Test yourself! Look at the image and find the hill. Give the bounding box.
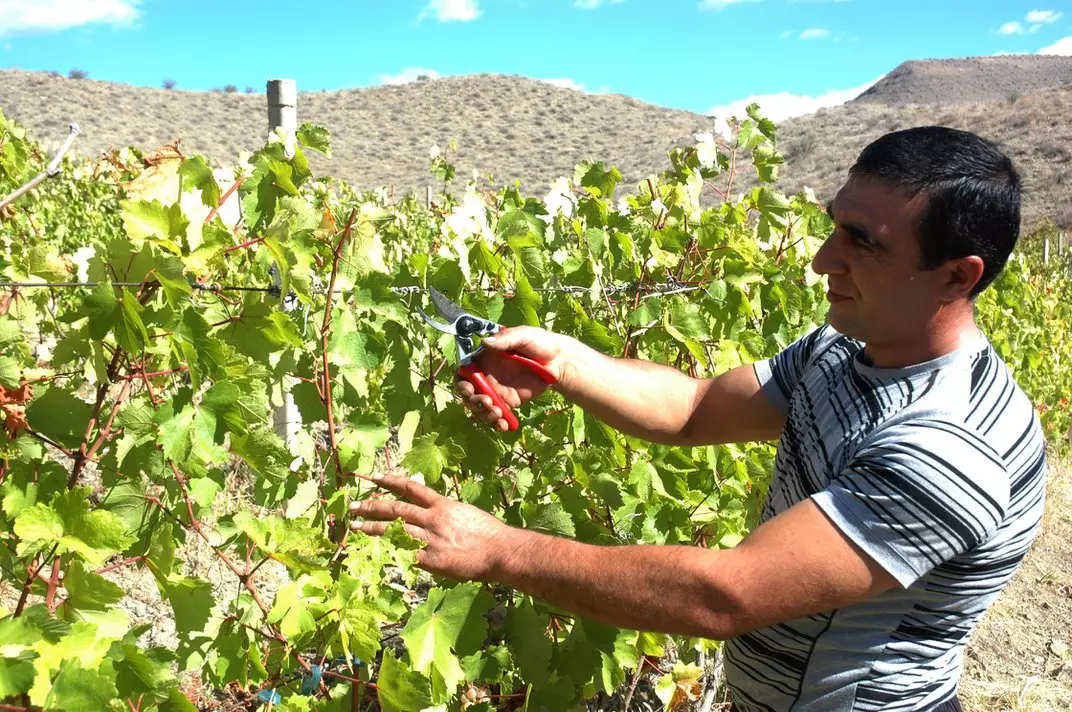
[1,60,1070,230]
[853,55,1072,107]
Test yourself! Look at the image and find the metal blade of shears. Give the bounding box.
[428,287,469,324]
[415,304,458,334]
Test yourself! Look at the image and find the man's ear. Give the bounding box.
[940,255,985,302]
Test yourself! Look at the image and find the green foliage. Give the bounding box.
[0,102,1067,712]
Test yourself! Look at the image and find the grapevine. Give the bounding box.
[0,104,1067,712]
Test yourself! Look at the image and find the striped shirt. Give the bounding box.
[724,325,1047,712]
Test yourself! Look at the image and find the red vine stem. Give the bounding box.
[320,208,358,488]
[205,175,246,226]
[223,235,265,254]
[13,544,58,616]
[120,365,188,381]
[166,461,274,618]
[96,556,145,575]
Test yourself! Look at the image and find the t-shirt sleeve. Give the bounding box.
[811,421,1009,588]
[753,325,837,415]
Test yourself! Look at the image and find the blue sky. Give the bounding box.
[1,1,1070,121]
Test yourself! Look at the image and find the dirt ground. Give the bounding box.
[960,455,1072,712]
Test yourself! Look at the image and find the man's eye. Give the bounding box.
[848,232,876,250]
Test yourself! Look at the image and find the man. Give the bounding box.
[349,127,1047,711]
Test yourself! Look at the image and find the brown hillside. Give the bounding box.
[754,85,1072,230]
[1,65,1069,229]
[854,55,1072,107]
[0,69,709,197]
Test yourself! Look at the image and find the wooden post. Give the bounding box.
[268,79,301,450]
[1043,238,1050,264]
[426,185,432,209]
[267,79,297,158]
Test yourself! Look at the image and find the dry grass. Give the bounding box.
[3,57,1071,231]
[0,69,708,201]
[854,56,1072,107]
[747,85,1072,232]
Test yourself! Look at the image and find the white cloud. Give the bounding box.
[705,76,882,135]
[999,9,1062,35]
[1026,10,1063,25]
[699,0,761,10]
[779,30,794,39]
[378,68,441,85]
[419,0,480,22]
[574,0,625,8]
[539,78,586,91]
[1039,36,1072,55]
[0,0,140,35]
[799,28,831,40]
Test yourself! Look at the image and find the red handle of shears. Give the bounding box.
[457,349,558,433]
[458,364,521,431]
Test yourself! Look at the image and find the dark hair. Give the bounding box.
[849,126,1021,297]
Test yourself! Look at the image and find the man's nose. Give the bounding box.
[811,233,847,276]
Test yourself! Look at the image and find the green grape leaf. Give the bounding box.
[45,661,118,711]
[297,123,332,156]
[63,561,125,612]
[400,434,464,482]
[0,355,21,389]
[114,644,171,704]
[231,425,291,485]
[219,297,303,358]
[233,511,331,572]
[522,501,576,538]
[337,601,384,667]
[377,650,432,712]
[84,284,150,354]
[122,199,186,253]
[0,618,40,699]
[15,489,136,566]
[161,575,214,637]
[400,583,495,695]
[337,418,390,475]
[174,308,228,389]
[25,387,92,450]
[503,601,552,686]
[267,579,318,642]
[178,156,221,209]
[328,308,385,370]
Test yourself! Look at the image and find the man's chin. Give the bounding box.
[825,311,864,341]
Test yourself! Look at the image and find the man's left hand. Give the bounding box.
[349,474,515,582]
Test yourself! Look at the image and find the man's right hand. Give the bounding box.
[456,324,784,445]
[456,326,575,431]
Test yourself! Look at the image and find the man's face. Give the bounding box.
[811,174,944,348]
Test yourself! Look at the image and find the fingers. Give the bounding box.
[455,379,505,424]
[350,498,430,527]
[360,473,439,507]
[482,325,560,363]
[350,518,427,541]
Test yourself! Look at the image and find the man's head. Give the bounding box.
[812,127,1021,359]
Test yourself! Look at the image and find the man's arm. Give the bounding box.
[471,327,786,446]
[559,346,785,446]
[350,475,898,640]
[489,497,897,639]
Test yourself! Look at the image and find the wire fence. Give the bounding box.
[0,276,706,300]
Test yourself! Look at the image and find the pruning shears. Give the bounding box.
[417,287,557,431]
